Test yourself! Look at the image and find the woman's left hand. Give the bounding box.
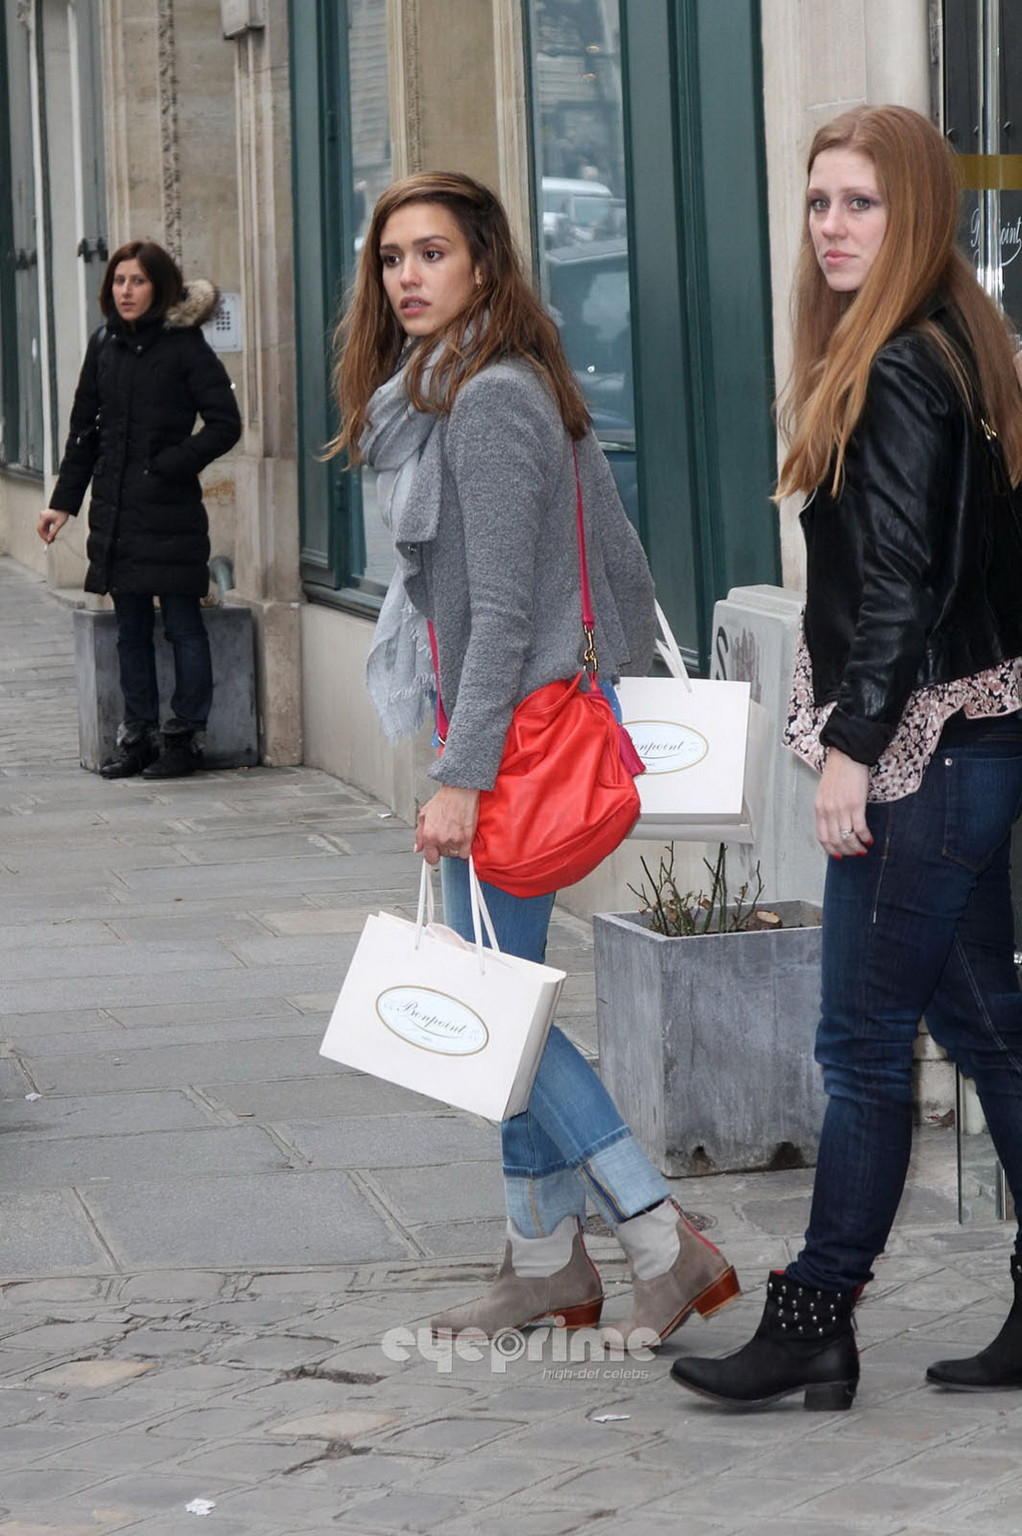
[815,748,873,858]
[416,785,481,864]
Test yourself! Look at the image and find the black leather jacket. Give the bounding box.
[802,310,1022,765]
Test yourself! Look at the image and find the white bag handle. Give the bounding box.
[415,858,437,929]
[653,600,693,692]
[415,857,502,972]
[467,856,501,964]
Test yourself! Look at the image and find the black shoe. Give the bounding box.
[99,722,158,780]
[927,1254,1022,1390]
[142,727,203,780]
[670,1271,859,1410]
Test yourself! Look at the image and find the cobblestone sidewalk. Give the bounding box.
[2,555,1022,1536]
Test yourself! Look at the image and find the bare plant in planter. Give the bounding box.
[594,844,824,1176]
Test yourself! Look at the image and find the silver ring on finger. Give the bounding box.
[839,828,853,840]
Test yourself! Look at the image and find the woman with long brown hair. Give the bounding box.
[671,105,1022,1410]
[330,171,738,1345]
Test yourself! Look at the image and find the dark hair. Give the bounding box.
[328,171,590,461]
[98,240,184,321]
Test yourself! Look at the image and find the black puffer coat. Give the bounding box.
[50,281,242,597]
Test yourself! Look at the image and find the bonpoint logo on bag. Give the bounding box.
[376,986,489,1055]
[625,719,709,774]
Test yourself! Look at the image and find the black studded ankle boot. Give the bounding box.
[670,1270,859,1410]
[927,1254,1022,1390]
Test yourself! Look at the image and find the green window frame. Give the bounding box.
[289,0,385,611]
[291,0,779,648]
[527,0,779,668]
[0,1,45,477]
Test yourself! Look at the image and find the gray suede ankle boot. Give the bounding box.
[430,1222,603,1339]
[615,1201,740,1345]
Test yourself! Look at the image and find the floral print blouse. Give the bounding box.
[785,622,1022,802]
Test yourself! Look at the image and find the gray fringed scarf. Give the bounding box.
[361,364,440,740]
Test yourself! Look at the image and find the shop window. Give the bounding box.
[0,4,44,474]
[943,0,1022,335]
[527,0,636,519]
[526,0,779,665]
[291,0,392,604]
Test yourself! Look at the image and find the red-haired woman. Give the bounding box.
[38,240,240,778]
[330,171,738,1345]
[672,105,1022,1410]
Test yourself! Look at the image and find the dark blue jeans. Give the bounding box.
[112,592,213,729]
[790,714,1022,1292]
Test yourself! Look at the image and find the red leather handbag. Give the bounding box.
[432,445,644,898]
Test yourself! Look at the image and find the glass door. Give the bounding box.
[527,0,636,523]
[525,0,779,669]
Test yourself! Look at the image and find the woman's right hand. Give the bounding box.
[37,510,70,545]
[415,785,481,865]
[815,747,873,858]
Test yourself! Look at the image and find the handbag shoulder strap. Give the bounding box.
[427,618,449,745]
[572,442,598,678]
[429,439,595,734]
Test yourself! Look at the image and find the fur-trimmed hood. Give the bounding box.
[165,278,219,329]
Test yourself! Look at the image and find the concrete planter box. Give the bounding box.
[594,902,824,1176]
[73,606,259,772]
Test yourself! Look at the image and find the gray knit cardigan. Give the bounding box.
[391,359,656,790]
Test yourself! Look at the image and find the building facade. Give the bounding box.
[1,0,1012,913]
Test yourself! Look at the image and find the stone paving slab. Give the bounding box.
[0,1190,113,1274]
[0,1125,286,1192]
[0,1058,31,1096]
[280,1113,501,1170]
[78,1169,413,1269]
[202,1074,438,1121]
[22,1037,334,1093]
[0,918,123,950]
[1,964,351,1017]
[369,1161,508,1226]
[0,941,243,983]
[7,1014,322,1055]
[0,1089,220,1139]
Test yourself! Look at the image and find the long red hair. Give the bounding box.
[777,104,1022,498]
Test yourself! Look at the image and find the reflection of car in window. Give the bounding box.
[541,176,619,247]
[544,236,633,440]
[544,235,636,520]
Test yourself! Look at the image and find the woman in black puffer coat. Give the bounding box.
[38,240,241,779]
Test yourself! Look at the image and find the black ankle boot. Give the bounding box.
[670,1271,859,1410]
[927,1254,1022,1390]
[99,721,158,780]
[142,724,203,780]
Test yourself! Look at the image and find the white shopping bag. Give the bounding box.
[618,603,768,844]
[319,859,565,1121]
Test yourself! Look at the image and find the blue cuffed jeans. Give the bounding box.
[790,713,1022,1293]
[112,592,213,729]
[440,857,669,1237]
